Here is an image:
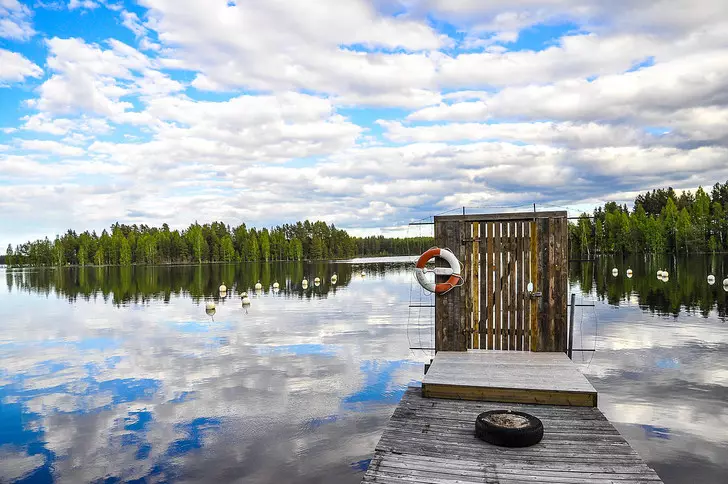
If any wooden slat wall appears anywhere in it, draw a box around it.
[434,212,567,353]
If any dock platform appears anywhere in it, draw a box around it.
[363,350,662,483]
[363,388,663,483]
[422,350,597,407]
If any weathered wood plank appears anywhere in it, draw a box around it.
[509,220,516,348]
[421,350,597,406]
[515,221,521,350]
[486,222,494,349]
[464,221,474,349]
[435,220,466,351]
[479,222,490,349]
[493,223,502,350]
[472,222,480,349]
[529,221,537,351]
[363,388,663,484]
[534,217,550,351]
[524,221,532,351]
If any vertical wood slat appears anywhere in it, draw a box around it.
[472,222,480,350]
[523,222,533,351]
[509,221,517,350]
[504,221,511,350]
[535,217,551,352]
[486,222,494,350]
[530,220,540,351]
[516,221,524,351]
[493,222,502,350]
[435,220,466,351]
[464,222,473,349]
[478,222,489,349]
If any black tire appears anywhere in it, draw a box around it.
[475,410,544,447]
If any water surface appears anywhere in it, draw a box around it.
[1,256,727,483]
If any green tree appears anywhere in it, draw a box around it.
[259,228,271,262]
[120,238,132,265]
[5,244,13,267]
[220,235,235,262]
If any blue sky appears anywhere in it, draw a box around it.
[1,0,728,246]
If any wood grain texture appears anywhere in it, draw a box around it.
[422,350,597,404]
[472,222,480,349]
[494,223,502,350]
[362,387,663,483]
[433,213,568,354]
[464,221,474,349]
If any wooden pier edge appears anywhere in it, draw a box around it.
[422,383,597,407]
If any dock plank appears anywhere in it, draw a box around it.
[363,388,662,484]
[422,350,597,406]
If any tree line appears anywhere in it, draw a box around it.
[3,220,434,267]
[570,181,728,255]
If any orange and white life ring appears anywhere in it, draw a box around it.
[414,248,462,294]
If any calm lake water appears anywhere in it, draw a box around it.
[1,255,727,483]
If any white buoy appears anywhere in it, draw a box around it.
[331,274,338,285]
[255,281,262,290]
[626,269,633,278]
[314,277,321,284]
[361,270,366,277]
[241,295,251,305]
[219,282,227,293]
[723,278,728,286]
[708,275,716,285]
[612,268,619,277]
[663,270,669,278]
[657,270,663,277]
[662,274,669,282]
[205,301,215,310]
[241,291,248,298]
[302,279,308,289]
[273,281,279,289]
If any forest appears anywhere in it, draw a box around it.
[3,220,434,267]
[570,181,728,255]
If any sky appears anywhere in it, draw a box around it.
[1,0,728,246]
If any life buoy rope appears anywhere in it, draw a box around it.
[414,247,463,294]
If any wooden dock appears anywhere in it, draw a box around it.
[363,388,663,484]
[422,350,597,407]
[363,351,663,483]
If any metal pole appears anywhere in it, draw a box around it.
[533,203,536,213]
[568,293,576,359]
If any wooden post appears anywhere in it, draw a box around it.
[435,219,466,351]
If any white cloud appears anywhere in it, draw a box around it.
[18,139,86,156]
[68,0,99,10]
[120,10,146,37]
[0,48,43,85]
[409,48,728,142]
[138,0,444,106]
[21,113,111,136]
[0,0,35,40]
[32,37,181,117]
[379,120,649,148]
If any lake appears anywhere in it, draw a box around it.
[1,255,727,483]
